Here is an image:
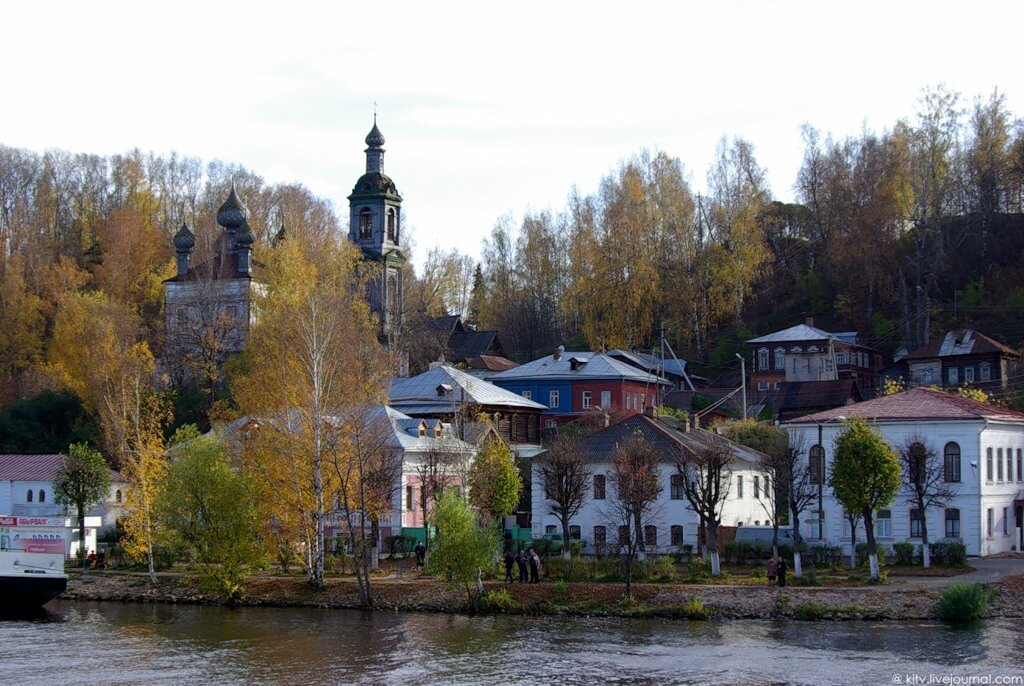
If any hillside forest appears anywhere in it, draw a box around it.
[1,85,1023,452]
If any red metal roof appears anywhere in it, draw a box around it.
[788,387,1024,424]
[0,454,123,482]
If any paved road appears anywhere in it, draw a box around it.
[895,555,1024,588]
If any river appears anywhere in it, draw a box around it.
[1,601,1022,685]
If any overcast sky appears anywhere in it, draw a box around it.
[3,1,1021,268]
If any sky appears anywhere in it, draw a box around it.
[2,1,1021,269]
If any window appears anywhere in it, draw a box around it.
[763,476,771,499]
[593,525,606,544]
[582,391,592,409]
[1004,507,1009,536]
[808,345,819,353]
[549,390,559,408]
[944,442,961,482]
[945,509,961,538]
[774,347,785,370]
[875,509,892,538]
[626,393,632,410]
[753,476,760,499]
[545,419,557,429]
[1008,452,1014,482]
[836,351,848,365]
[545,524,557,534]
[986,447,994,482]
[593,474,606,500]
[671,525,684,546]
[998,448,1005,481]
[808,511,825,540]
[792,346,802,353]
[1018,449,1022,483]
[38,489,45,503]
[736,475,744,498]
[618,526,630,546]
[980,362,991,383]
[670,474,685,500]
[639,394,645,409]
[522,391,532,400]
[842,511,855,538]
[757,382,769,392]
[386,208,396,242]
[809,445,825,485]
[116,489,122,504]
[644,525,658,547]
[948,367,959,385]
[26,490,32,503]
[910,508,923,538]
[600,390,611,408]
[359,207,372,239]
[569,525,581,540]
[758,348,769,370]
[987,508,994,538]
[909,442,926,485]
[406,485,414,511]
[965,366,975,383]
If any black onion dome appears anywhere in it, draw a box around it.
[173,222,195,251]
[217,184,248,230]
[365,119,385,148]
[235,219,255,246]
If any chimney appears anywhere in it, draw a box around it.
[553,345,564,361]
[805,316,814,327]
[684,417,691,433]
[643,404,655,418]
[603,412,610,428]
[694,414,701,430]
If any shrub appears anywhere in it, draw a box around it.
[794,601,828,620]
[938,582,991,623]
[930,540,968,567]
[685,557,710,583]
[553,579,567,597]
[681,596,708,620]
[646,555,677,583]
[674,544,694,563]
[569,540,585,558]
[893,541,917,566]
[806,543,843,568]
[854,542,889,567]
[485,588,518,614]
[532,539,554,558]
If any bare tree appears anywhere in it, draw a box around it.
[606,432,663,597]
[676,443,732,576]
[719,420,788,556]
[784,434,816,578]
[899,435,959,568]
[539,436,592,560]
[844,510,862,569]
[414,435,464,558]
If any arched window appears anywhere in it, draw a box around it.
[986,447,994,482]
[26,489,32,503]
[979,362,991,383]
[908,442,927,485]
[593,474,606,500]
[943,442,961,482]
[910,508,923,538]
[808,345,819,353]
[593,525,606,544]
[386,208,396,242]
[945,508,961,538]
[998,448,1005,481]
[359,207,373,239]
[670,525,684,546]
[758,348,769,370]
[809,445,825,485]
[38,489,45,503]
[774,347,785,370]
[116,489,122,504]
[644,525,658,547]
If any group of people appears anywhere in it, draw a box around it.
[84,550,107,569]
[765,555,787,587]
[503,548,541,583]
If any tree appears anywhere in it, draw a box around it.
[779,432,815,578]
[719,419,788,556]
[899,436,959,568]
[538,436,591,561]
[427,489,496,608]
[232,237,389,589]
[829,420,902,581]
[468,437,522,527]
[676,441,733,576]
[607,431,663,597]
[53,443,111,566]
[157,433,265,605]
[413,437,466,560]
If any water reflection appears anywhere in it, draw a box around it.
[0,602,1021,686]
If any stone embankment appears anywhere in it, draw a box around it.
[60,570,1024,621]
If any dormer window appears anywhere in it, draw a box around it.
[569,357,589,371]
[436,383,453,397]
[435,424,442,438]
[359,208,373,239]
[418,422,427,438]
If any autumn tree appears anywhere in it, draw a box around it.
[899,436,959,568]
[676,441,733,576]
[538,436,592,561]
[232,237,389,589]
[426,489,496,607]
[53,443,110,566]
[607,432,663,597]
[829,420,901,581]
[0,254,44,403]
[468,437,522,527]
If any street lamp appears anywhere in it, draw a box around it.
[813,415,846,541]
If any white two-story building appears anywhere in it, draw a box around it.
[784,387,1024,557]
[531,413,771,553]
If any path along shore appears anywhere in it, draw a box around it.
[60,557,1024,621]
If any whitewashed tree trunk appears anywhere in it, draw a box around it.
[868,553,880,581]
[793,550,803,577]
[710,550,721,576]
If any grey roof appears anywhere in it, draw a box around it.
[747,324,834,345]
[607,349,687,377]
[216,183,248,230]
[173,222,195,251]
[490,352,671,385]
[389,365,547,411]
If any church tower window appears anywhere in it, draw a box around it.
[387,208,396,242]
[360,208,373,239]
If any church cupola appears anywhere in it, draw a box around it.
[365,115,386,174]
[173,222,195,277]
[235,219,254,275]
[217,183,248,252]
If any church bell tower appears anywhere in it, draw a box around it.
[348,116,406,348]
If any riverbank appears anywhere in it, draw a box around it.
[59,569,1024,620]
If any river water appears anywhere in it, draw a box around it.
[2,601,1022,685]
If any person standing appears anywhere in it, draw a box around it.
[414,542,426,569]
[516,549,528,583]
[776,556,787,588]
[529,548,541,583]
[766,556,778,586]
[504,550,515,583]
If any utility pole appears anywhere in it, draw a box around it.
[735,353,747,420]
